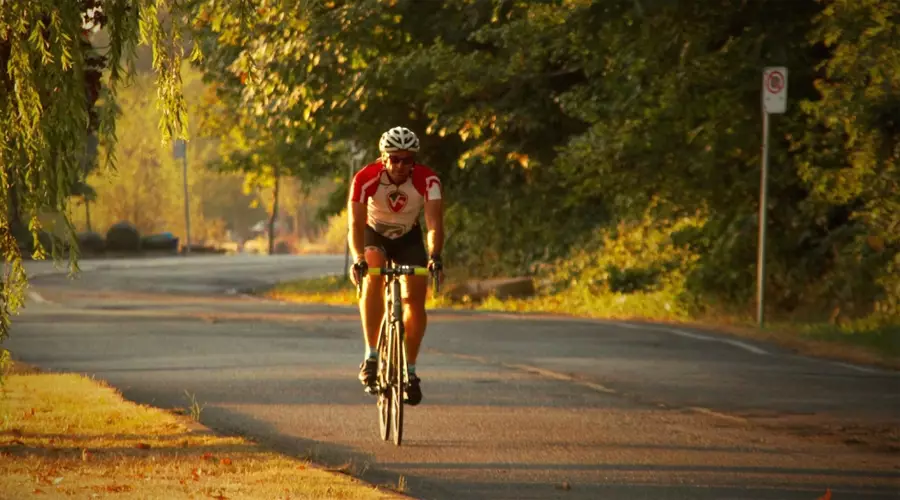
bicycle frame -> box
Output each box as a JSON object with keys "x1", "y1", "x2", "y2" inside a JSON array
[{"x1": 356, "y1": 261, "x2": 435, "y2": 446}]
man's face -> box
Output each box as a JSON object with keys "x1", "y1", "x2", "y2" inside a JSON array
[{"x1": 384, "y1": 150, "x2": 415, "y2": 183}]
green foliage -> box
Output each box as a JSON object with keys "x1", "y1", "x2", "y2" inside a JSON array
[
  {"x1": 1, "y1": 1, "x2": 188, "y2": 348},
  {"x1": 536, "y1": 200, "x2": 701, "y2": 315},
  {"x1": 182, "y1": 0, "x2": 898, "y2": 327}
]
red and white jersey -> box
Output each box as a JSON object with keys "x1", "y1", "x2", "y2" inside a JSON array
[{"x1": 350, "y1": 160, "x2": 442, "y2": 239}]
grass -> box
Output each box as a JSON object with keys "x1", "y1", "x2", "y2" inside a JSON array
[
  {"x1": 0, "y1": 363, "x2": 405, "y2": 500},
  {"x1": 266, "y1": 276, "x2": 899, "y2": 370},
  {"x1": 267, "y1": 274, "x2": 454, "y2": 309}
]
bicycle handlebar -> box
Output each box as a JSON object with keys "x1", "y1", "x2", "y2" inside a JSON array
[
  {"x1": 367, "y1": 266, "x2": 430, "y2": 277},
  {"x1": 355, "y1": 265, "x2": 442, "y2": 298}
]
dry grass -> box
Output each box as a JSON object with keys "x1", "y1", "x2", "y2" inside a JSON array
[{"x1": 0, "y1": 367, "x2": 404, "y2": 500}]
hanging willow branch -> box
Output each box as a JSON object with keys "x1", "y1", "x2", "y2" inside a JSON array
[{"x1": 0, "y1": 0, "x2": 187, "y2": 351}]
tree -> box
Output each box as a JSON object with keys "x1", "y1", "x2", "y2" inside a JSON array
[
  {"x1": 186, "y1": 0, "x2": 898, "y2": 322},
  {"x1": 2, "y1": 1, "x2": 188, "y2": 351}
]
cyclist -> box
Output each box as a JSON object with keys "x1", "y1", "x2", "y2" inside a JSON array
[{"x1": 348, "y1": 126, "x2": 444, "y2": 406}]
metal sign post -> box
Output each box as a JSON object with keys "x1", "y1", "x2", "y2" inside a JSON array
[
  {"x1": 174, "y1": 139, "x2": 192, "y2": 254},
  {"x1": 758, "y1": 67, "x2": 788, "y2": 327}
]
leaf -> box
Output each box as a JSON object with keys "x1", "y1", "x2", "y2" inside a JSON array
[
  {"x1": 135, "y1": 443, "x2": 151, "y2": 449},
  {"x1": 220, "y1": 457, "x2": 232, "y2": 465},
  {"x1": 818, "y1": 489, "x2": 832, "y2": 500},
  {"x1": 202, "y1": 452, "x2": 214, "y2": 460}
]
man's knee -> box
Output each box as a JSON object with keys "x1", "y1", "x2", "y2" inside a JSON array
[
  {"x1": 402, "y1": 277, "x2": 427, "y2": 311},
  {"x1": 363, "y1": 276, "x2": 385, "y2": 300}
]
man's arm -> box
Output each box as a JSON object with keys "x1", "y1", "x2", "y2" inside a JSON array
[
  {"x1": 424, "y1": 199, "x2": 444, "y2": 257},
  {"x1": 348, "y1": 201, "x2": 367, "y2": 262}
]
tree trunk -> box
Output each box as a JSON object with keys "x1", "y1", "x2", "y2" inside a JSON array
[
  {"x1": 7, "y1": 173, "x2": 26, "y2": 248},
  {"x1": 268, "y1": 170, "x2": 280, "y2": 255},
  {"x1": 85, "y1": 199, "x2": 92, "y2": 232}
]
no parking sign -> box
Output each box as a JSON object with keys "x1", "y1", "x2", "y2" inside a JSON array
[{"x1": 762, "y1": 67, "x2": 788, "y2": 114}]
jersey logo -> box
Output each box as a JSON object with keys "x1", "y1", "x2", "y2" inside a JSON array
[{"x1": 388, "y1": 191, "x2": 408, "y2": 212}]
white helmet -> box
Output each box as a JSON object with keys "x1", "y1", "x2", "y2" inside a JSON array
[{"x1": 379, "y1": 126, "x2": 420, "y2": 153}]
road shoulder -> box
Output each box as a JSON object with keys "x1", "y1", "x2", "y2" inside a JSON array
[{"x1": 0, "y1": 361, "x2": 412, "y2": 499}]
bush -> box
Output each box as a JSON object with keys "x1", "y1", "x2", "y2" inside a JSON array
[
  {"x1": 77, "y1": 232, "x2": 105, "y2": 253},
  {"x1": 320, "y1": 209, "x2": 348, "y2": 253},
  {"x1": 274, "y1": 240, "x2": 292, "y2": 254},
  {"x1": 105, "y1": 221, "x2": 141, "y2": 252}
]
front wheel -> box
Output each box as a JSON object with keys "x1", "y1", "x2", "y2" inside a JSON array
[
  {"x1": 377, "y1": 320, "x2": 390, "y2": 441},
  {"x1": 390, "y1": 320, "x2": 405, "y2": 446}
]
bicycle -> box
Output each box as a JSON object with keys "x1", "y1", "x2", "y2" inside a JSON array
[{"x1": 356, "y1": 260, "x2": 439, "y2": 446}]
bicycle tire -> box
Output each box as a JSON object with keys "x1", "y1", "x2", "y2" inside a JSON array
[
  {"x1": 376, "y1": 319, "x2": 390, "y2": 441},
  {"x1": 391, "y1": 319, "x2": 405, "y2": 446}
]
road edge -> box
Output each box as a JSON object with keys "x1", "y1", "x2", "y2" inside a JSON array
[{"x1": 1, "y1": 359, "x2": 419, "y2": 500}]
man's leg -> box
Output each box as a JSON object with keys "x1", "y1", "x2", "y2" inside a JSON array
[
  {"x1": 401, "y1": 275, "x2": 427, "y2": 405},
  {"x1": 402, "y1": 275, "x2": 428, "y2": 366},
  {"x1": 358, "y1": 247, "x2": 386, "y2": 388}
]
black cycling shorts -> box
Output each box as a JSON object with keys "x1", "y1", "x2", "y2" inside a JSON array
[{"x1": 365, "y1": 224, "x2": 428, "y2": 267}]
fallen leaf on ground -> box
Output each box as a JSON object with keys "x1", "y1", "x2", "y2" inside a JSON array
[
  {"x1": 135, "y1": 443, "x2": 151, "y2": 449},
  {"x1": 220, "y1": 457, "x2": 232, "y2": 465},
  {"x1": 555, "y1": 481, "x2": 572, "y2": 490},
  {"x1": 818, "y1": 489, "x2": 832, "y2": 500}
]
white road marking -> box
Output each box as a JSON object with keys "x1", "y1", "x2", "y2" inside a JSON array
[
  {"x1": 613, "y1": 322, "x2": 768, "y2": 355},
  {"x1": 503, "y1": 363, "x2": 618, "y2": 394},
  {"x1": 27, "y1": 291, "x2": 49, "y2": 304},
  {"x1": 830, "y1": 361, "x2": 883, "y2": 375},
  {"x1": 667, "y1": 328, "x2": 769, "y2": 355}
]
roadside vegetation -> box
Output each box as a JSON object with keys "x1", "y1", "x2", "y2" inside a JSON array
[
  {"x1": 0, "y1": 362, "x2": 402, "y2": 499},
  {"x1": 268, "y1": 271, "x2": 899, "y2": 370}
]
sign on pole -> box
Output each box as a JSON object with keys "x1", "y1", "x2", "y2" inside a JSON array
[
  {"x1": 173, "y1": 138, "x2": 186, "y2": 160},
  {"x1": 757, "y1": 67, "x2": 788, "y2": 328},
  {"x1": 173, "y1": 139, "x2": 191, "y2": 253},
  {"x1": 762, "y1": 67, "x2": 788, "y2": 114}
]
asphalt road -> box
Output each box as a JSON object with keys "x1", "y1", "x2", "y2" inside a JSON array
[{"x1": 6, "y1": 254, "x2": 900, "y2": 499}]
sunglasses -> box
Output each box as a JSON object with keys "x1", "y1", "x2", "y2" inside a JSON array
[{"x1": 387, "y1": 155, "x2": 415, "y2": 166}]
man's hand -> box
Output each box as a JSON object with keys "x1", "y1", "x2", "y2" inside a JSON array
[
  {"x1": 428, "y1": 254, "x2": 443, "y2": 284},
  {"x1": 351, "y1": 259, "x2": 368, "y2": 287}
]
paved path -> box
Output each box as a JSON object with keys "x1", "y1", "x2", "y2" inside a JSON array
[{"x1": 7, "y1": 255, "x2": 898, "y2": 499}]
